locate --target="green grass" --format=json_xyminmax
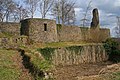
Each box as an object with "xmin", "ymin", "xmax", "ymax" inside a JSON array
[
  {"xmin": 66, "ymin": 46, "xmax": 83, "ymax": 55},
  {"xmin": 0, "ymin": 68, "xmax": 20, "ymax": 80},
  {"xmin": 44, "ymin": 41, "xmax": 102, "ymax": 48},
  {"xmin": 112, "ymin": 72, "xmax": 120, "ymax": 80},
  {"xmin": 44, "ymin": 42, "xmax": 69, "ymax": 48},
  {"xmin": 0, "ymin": 49, "xmax": 21, "ymax": 80},
  {"xmin": 37, "ymin": 47, "xmax": 56, "ymax": 61},
  {"xmin": 27, "ymin": 51, "xmax": 53, "ymax": 71}
]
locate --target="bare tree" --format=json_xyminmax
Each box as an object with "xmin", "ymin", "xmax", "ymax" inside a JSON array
[
  {"xmin": 114, "ymin": 16, "xmax": 120, "ymax": 38},
  {"xmin": 52, "ymin": 0, "xmax": 61, "ymax": 24},
  {"xmin": 24, "ymin": 0, "xmax": 39, "ymax": 18},
  {"xmin": 0, "ymin": 0, "xmax": 17, "ymax": 22},
  {"xmin": 52, "ymin": 0, "xmax": 76, "ymax": 25},
  {"xmin": 9, "ymin": 5, "xmax": 29, "ymax": 22},
  {"xmin": 81, "ymin": 0, "xmax": 92, "ymax": 27},
  {"xmin": 38, "ymin": 0, "xmax": 54, "ymax": 19},
  {"xmin": 16, "ymin": 5, "xmax": 29, "ymax": 21},
  {"xmin": 65, "ymin": 3, "xmax": 76, "ymax": 25}
]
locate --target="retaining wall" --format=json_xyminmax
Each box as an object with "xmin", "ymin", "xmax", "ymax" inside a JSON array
[
  {"xmin": 38, "ymin": 44, "xmax": 108, "ymax": 66},
  {"xmin": 0, "ymin": 36, "xmax": 28, "ymax": 48}
]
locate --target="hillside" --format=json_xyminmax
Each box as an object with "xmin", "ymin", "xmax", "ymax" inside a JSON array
[{"xmin": 0, "ymin": 49, "xmax": 33, "ymax": 80}]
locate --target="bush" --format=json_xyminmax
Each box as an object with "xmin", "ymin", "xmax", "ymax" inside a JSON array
[
  {"xmin": 103, "ymin": 38, "xmax": 120, "ymax": 62},
  {"xmin": 37, "ymin": 47, "xmax": 56, "ymax": 61}
]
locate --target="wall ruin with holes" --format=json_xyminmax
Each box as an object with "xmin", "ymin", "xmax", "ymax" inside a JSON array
[{"xmin": 0, "ymin": 36, "xmax": 28, "ymax": 49}]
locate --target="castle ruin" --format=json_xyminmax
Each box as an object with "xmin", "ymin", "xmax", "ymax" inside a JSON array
[{"xmin": 0, "ymin": 8, "xmax": 110, "ymax": 45}]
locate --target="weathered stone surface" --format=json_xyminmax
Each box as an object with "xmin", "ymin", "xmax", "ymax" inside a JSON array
[
  {"xmin": 0, "ymin": 22, "xmax": 20, "ymax": 36},
  {"xmin": 0, "ymin": 17, "xmax": 110, "ymax": 43},
  {"xmin": 0, "ymin": 36, "xmax": 28, "ymax": 49},
  {"xmin": 21, "ymin": 18, "xmax": 58, "ymax": 43},
  {"xmin": 58, "ymin": 25, "xmax": 110, "ymax": 42},
  {"xmin": 91, "ymin": 8, "xmax": 99, "ymax": 28},
  {"xmin": 44, "ymin": 44, "xmax": 108, "ymax": 66},
  {"xmin": 58, "ymin": 25, "xmax": 83, "ymax": 42}
]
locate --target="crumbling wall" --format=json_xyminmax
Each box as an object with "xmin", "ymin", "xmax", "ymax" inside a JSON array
[
  {"xmin": 21, "ymin": 18, "xmax": 58, "ymax": 43},
  {"xmin": 58, "ymin": 25, "xmax": 82, "ymax": 42},
  {"xmin": 88, "ymin": 28, "xmax": 110, "ymax": 42},
  {"xmin": 57, "ymin": 25, "xmax": 110, "ymax": 42},
  {"xmin": 38, "ymin": 44, "xmax": 108, "ymax": 66},
  {"xmin": 53, "ymin": 45, "xmax": 108, "ymax": 66},
  {"xmin": 0, "ymin": 19, "xmax": 110, "ymax": 43},
  {"xmin": 0, "ymin": 22, "xmax": 20, "ymax": 36},
  {"xmin": 0, "ymin": 36, "xmax": 28, "ymax": 49}
]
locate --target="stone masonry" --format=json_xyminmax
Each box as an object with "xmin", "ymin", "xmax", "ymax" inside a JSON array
[
  {"xmin": 91, "ymin": 8, "xmax": 99, "ymax": 28},
  {"xmin": 21, "ymin": 18, "xmax": 58, "ymax": 43},
  {"xmin": 0, "ymin": 8, "xmax": 110, "ymax": 43}
]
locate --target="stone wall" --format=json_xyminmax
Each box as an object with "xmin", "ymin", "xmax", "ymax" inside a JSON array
[
  {"xmin": 21, "ymin": 18, "xmax": 58, "ymax": 43},
  {"xmin": 88, "ymin": 28, "xmax": 110, "ymax": 42},
  {"xmin": 58, "ymin": 25, "xmax": 82, "ymax": 42},
  {"xmin": 0, "ymin": 22, "xmax": 20, "ymax": 36},
  {"xmin": 57, "ymin": 25, "xmax": 110, "ymax": 42},
  {"xmin": 39, "ymin": 44, "xmax": 108, "ymax": 66},
  {"xmin": 0, "ymin": 36, "xmax": 28, "ymax": 49},
  {"xmin": 0, "ymin": 18, "xmax": 110, "ymax": 43}
]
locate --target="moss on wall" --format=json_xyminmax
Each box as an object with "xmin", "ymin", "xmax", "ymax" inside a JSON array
[
  {"xmin": 66, "ymin": 46, "xmax": 83, "ymax": 55},
  {"xmin": 37, "ymin": 47, "xmax": 56, "ymax": 61},
  {"xmin": 56, "ymin": 24, "xmax": 62, "ymax": 32}
]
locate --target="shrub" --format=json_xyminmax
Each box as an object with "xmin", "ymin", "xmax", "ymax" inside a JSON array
[
  {"xmin": 103, "ymin": 38, "xmax": 120, "ymax": 62},
  {"xmin": 37, "ymin": 47, "xmax": 56, "ymax": 61},
  {"xmin": 66, "ymin": 46, "xmax": 83, "ymax": 55}
]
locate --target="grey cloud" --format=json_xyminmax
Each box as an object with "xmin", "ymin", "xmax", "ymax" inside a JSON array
[{"xmin": 75, "ymin": 0, "xmax": 120, "ymax": 36}]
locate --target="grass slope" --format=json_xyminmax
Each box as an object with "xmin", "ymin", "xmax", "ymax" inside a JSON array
[{"xmin": 0, "ymin": 49, "xmax": 32, "ymax": 80}]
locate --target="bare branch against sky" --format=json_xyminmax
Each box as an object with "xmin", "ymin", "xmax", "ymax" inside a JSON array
[{"xmin": 1, "ymin": 0, "xmax": 120, "ymax": 36}]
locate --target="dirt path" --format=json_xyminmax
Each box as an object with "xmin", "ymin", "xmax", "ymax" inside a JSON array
[
  {"xmin": 54, "ymin": 62, "xmax": 113, "ymax": 80},
  {"xmin": 12, "ymin": 52, "xmax": 33, "ymax": 80}
]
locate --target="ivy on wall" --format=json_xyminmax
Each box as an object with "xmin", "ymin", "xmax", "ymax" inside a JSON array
[
  {"xmin": 66, "ymin": 46, "xmax": 83, "ymax": 55},
  {"xmin": 37, "ymin": 47, "xmax": 56, "ymax": 61},
  {"xmin": 103, "ymin": 38, "xmax": 120, "ymax": 62},
  {"xmin": 56, "ymin": 24, "xmax": 62, "ymax": 32}
]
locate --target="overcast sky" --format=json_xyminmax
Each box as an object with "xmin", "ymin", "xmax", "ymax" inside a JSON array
[{"xmin": 74, "ymin": 0, "xmax": 120, "ymax": 36}]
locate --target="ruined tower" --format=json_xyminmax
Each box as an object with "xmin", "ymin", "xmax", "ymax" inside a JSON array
[
  {"xmin": 20, "ymin": 18, "xmax": 58, "ymax": 43},
  {"xmin": 91, "ymin": 8, "xmax": 99, "ymax": 28}
]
